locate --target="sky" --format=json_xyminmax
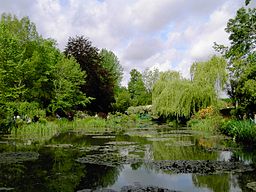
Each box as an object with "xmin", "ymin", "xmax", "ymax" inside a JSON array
[{"xmin": 0, "ymin": 0, "xmax": 254, "ymax": 86}]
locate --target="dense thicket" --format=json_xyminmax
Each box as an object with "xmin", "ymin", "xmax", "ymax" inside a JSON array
[{"xmin": 0, "ymin": 14, "xmax": 88, "ymax": 132}]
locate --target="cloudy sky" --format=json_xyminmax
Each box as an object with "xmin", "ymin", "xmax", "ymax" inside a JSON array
[{"xmin": 0, "ymin": 0, "xmax": 253, "ymax": 85}]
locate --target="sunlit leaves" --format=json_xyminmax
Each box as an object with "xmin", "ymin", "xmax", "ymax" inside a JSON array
[{"xmin": 152, "ymin": 56, "xmax": 227, "ymax": 118}]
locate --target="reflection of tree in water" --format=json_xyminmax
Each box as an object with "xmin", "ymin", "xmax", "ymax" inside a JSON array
[
  {"xmin": 152, "ymin": 139, "xmax": 218, "ymax": 161},
  {"xmin": 77, "ymin": 164, "xmax": 122, "ymax": 190},
  {"xmin": 42, "ymin": 148, "xmax": 85, "ymax": 192},
  {"xmin": 0, "ymin": 163, "xmax": 26, "ymax": 190},
  {"xmin": 0, "ymin": 147, "xmax": 86, "ymax": 192},
  {"xmin": 192, "ymin": 174, "xmax": 230, "ymax": 192}
]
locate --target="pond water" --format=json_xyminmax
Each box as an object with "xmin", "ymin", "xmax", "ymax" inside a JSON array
[{"xmin": 0, "ymin": 125, "xmax": 256, "ymax": 192}]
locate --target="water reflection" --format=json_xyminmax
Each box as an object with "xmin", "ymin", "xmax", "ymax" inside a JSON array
[{"xmin": 0, "ymin": 126, "xmax": 256, "ymax": 191}]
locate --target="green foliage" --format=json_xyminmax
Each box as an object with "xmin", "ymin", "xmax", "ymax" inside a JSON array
[
  {"xmin": 245, "ymin": 0, "xmax": 251, "ymax": 6},
  {"xmin": 112, "ymin": 87, "xmax": 131, "ymax": 113},
  {"xmin": 220, "ymin": 120, "xmax": 256, "ymax": 144},
  {"xmin": 188, "ymin": 106, "xmax": 223, "ymax": 133},
  {"xmin": 50, "ymin": 56, "xmax": 89, "ymax": 112},
  {"xmin": 99, "ymin": 49, "xmax": 123, "ymax": 92},
  {"xmin": 188, "ymin": 114, "xmax": 223, "ymax": 133},
  {"xmin": 0, "ymin": 14, "xmax": 89, "ymax": 132},
  {"xmin": 0, "ymin": 101, "xmax": 46, "ymax": 133},
  {"xmin": 215, "ymin": 6, "xmax": 256, "ymax": 114},
  {"xmin": 128, "ymin": 69, "xmax": 151, "ymax": 106},
  {"xmin": 64, "ymin": 36, "xmax": 115, "ymax": 113},
  {"xmin": 152, "ymin": 56, "xmax": 227, "ymax": 119},
  {"xmin": 191, "ymin": 56, "xmax": 227, "ymax": 95}
]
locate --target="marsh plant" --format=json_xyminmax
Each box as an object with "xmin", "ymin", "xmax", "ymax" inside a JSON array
[{"xmin": 220, "ymin": 120, "xmax": 256, "ymax": 144}]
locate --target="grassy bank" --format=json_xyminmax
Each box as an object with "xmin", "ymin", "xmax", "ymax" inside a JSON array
[
  {"xmin": 188, "ymin": 106, "xmax": 256, "ymax": 145},
  {"xmin": 10, "ymin": 113, "xmax": 150, "ymax": 144}
]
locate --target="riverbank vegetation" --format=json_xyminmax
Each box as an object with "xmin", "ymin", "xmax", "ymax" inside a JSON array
[{"xmin": 0, "ymin": 0, "xmax": 255, "ymax": 146}]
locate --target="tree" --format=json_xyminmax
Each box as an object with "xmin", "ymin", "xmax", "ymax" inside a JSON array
[
  {"xmin": 128, "ymin": 69, "xmax": 151, "ymax": 106},
  {"xmin": 112, "ymin": 87, "xmax": 131, "ymax": 113},
  {"xmin": 50, "ymin": 56, "xmax": 90, "ymax": 112},
  {"xmin": 152, "ymin": 56, "xmax": 227, "ymax": 119},
  {"xmin": 215, "ymin": 6, "xmax": 256, "ymax": 114},
  {"xmin": 190, "ymin": 56, "xmax": 227, "ymax": 96},
  {"xmin": 0, "ymin": 14, "xmax": 88, "ymax": 132},
  {"xmin": 142, "ymin": 68, "xmax": 160, "ymax": 93},
  {"xmin": 64, "ymin": 36, "xmax": 115, "ymax": 113},
  {"xmin": 245, "ymin": 0, "xmax": 252, "ymax": 6},
  {"xmin": 99, "ymin": 49, "xmax": 123, "ymax": 93}
]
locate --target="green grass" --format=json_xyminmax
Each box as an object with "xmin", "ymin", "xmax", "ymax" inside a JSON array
[
  {"xmin": 10, "ymin": 114, "xmax": 148, "ymax": 144},
  {"xmin": 188, "ymin": 115, "xmax": 223, "ymax": 133}
]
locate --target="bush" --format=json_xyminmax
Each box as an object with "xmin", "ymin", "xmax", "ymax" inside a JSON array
[
  {"xmin": 188, "ymin": 106, "xmax": 223, "ymax": 133},
  {"xmin": 220, "ymin": 120, "xmax": 256, "ymax": 144},
  {"xmin": 0, "ymin": 102, "xmax": 46, "ymax": 133}
]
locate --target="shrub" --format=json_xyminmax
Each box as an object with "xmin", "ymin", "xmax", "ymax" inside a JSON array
[
  {"xmin": 220, "ymin": 120, "xmax": 256, "ymax": 144},
  {"xmin": 188, "ymin": 106, "xmax": 223, "ymax": 133}
]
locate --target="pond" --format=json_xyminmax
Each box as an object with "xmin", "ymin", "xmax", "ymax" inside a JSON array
[{"xmin": 0, "ymin": 124, "xmax": 256, "ymax": 192}]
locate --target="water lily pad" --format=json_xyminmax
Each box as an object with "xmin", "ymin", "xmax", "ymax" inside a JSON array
[
  {"xmin": 92, "ymin": 136, "xmax": 115, "ymax": 139},
  {"xmin": 0, "ymin": 152, "xmax": 39, "ymax": 164},
  {"xmin": 44, "ymin": 144, "xmax": 73, "ymax": 148},
  {"xmin": 0, "ymin": 187, "xmax": 14, "ymax": 191},
  {"xmin": 106, "ymin": 141, "xmax": 137, "ymax": 145}
]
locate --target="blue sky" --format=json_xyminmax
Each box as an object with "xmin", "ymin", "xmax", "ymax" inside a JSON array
[{"xmin": 0, "ymin": 0, "xmax": 253, "ymax": 85}]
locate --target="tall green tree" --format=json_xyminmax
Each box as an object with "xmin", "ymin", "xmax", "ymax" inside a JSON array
[
  {"xmin": 50, "ymin": 56, "xmax": 89, "ymax": 112},
  {"xmin": 215, "ymin": 6, "xmax": 256, "ymax": 114},
  {"xmin": 0, "ymin": 14, "xmax": 88, "ymax": 131},
  {"xmin": 64, "ymin": 36, "xmax": 115, "ymax": 113},
  {"xmin": 128, "ymin": 69, "xmax": 151, "ymax": 106},
  {"xmin": 99, "ymin": 49, "xmax": 123, "ymax": 92}
]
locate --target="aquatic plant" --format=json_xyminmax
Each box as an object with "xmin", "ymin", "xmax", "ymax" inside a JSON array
[{"xmin": 220, "ymin": 120, "xmax": 256, "ymax": 144}]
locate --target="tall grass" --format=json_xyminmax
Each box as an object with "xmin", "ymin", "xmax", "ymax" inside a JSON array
[
  {"xmin": 10, "ymin": 114, "xmax": 144, "ymax": 144},
  {"xmin": 220, "ymin": 120, "xmax": 256, "ymax": 144}
]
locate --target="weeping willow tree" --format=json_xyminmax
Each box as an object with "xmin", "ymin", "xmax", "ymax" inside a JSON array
[{"xmin": 152, "ymin": 56, "xmax": 227, "ymax": 119}]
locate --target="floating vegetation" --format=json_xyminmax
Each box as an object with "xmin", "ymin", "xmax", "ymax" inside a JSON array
[
  {"xmin": 76, "ymin": 153, "xmax": 143, "ymax": 167},
  {"xmin": 0, "ymin": 187, "xmax": 15, "ymax": 191},
  {"xmin": 92, "ymin": 135, "xmax": 115, "ymax": 139},
  {"xmin": 0, "ymin": 152, "xmax": 39, "ymax": 164},
  {"xmin": 106, "ymin": 141, "xmax": 137, "ymax": 145},
  {"xmin": 44, "ymin": 144, "xmax": 73, "ymax": 148}
]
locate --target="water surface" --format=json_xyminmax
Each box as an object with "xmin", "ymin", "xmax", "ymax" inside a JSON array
[{"xmin": 0, "ymin": 125, "xmax": 256, "ymax": 192}]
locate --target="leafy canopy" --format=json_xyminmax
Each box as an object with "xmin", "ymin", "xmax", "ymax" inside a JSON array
[
  {"xmin": 215, "ymin": 6, "xmax": 256, "ymax": 114},
  {"xmin": 64, "ymin": 36, "xmax": 115, "ymax": 113}
]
